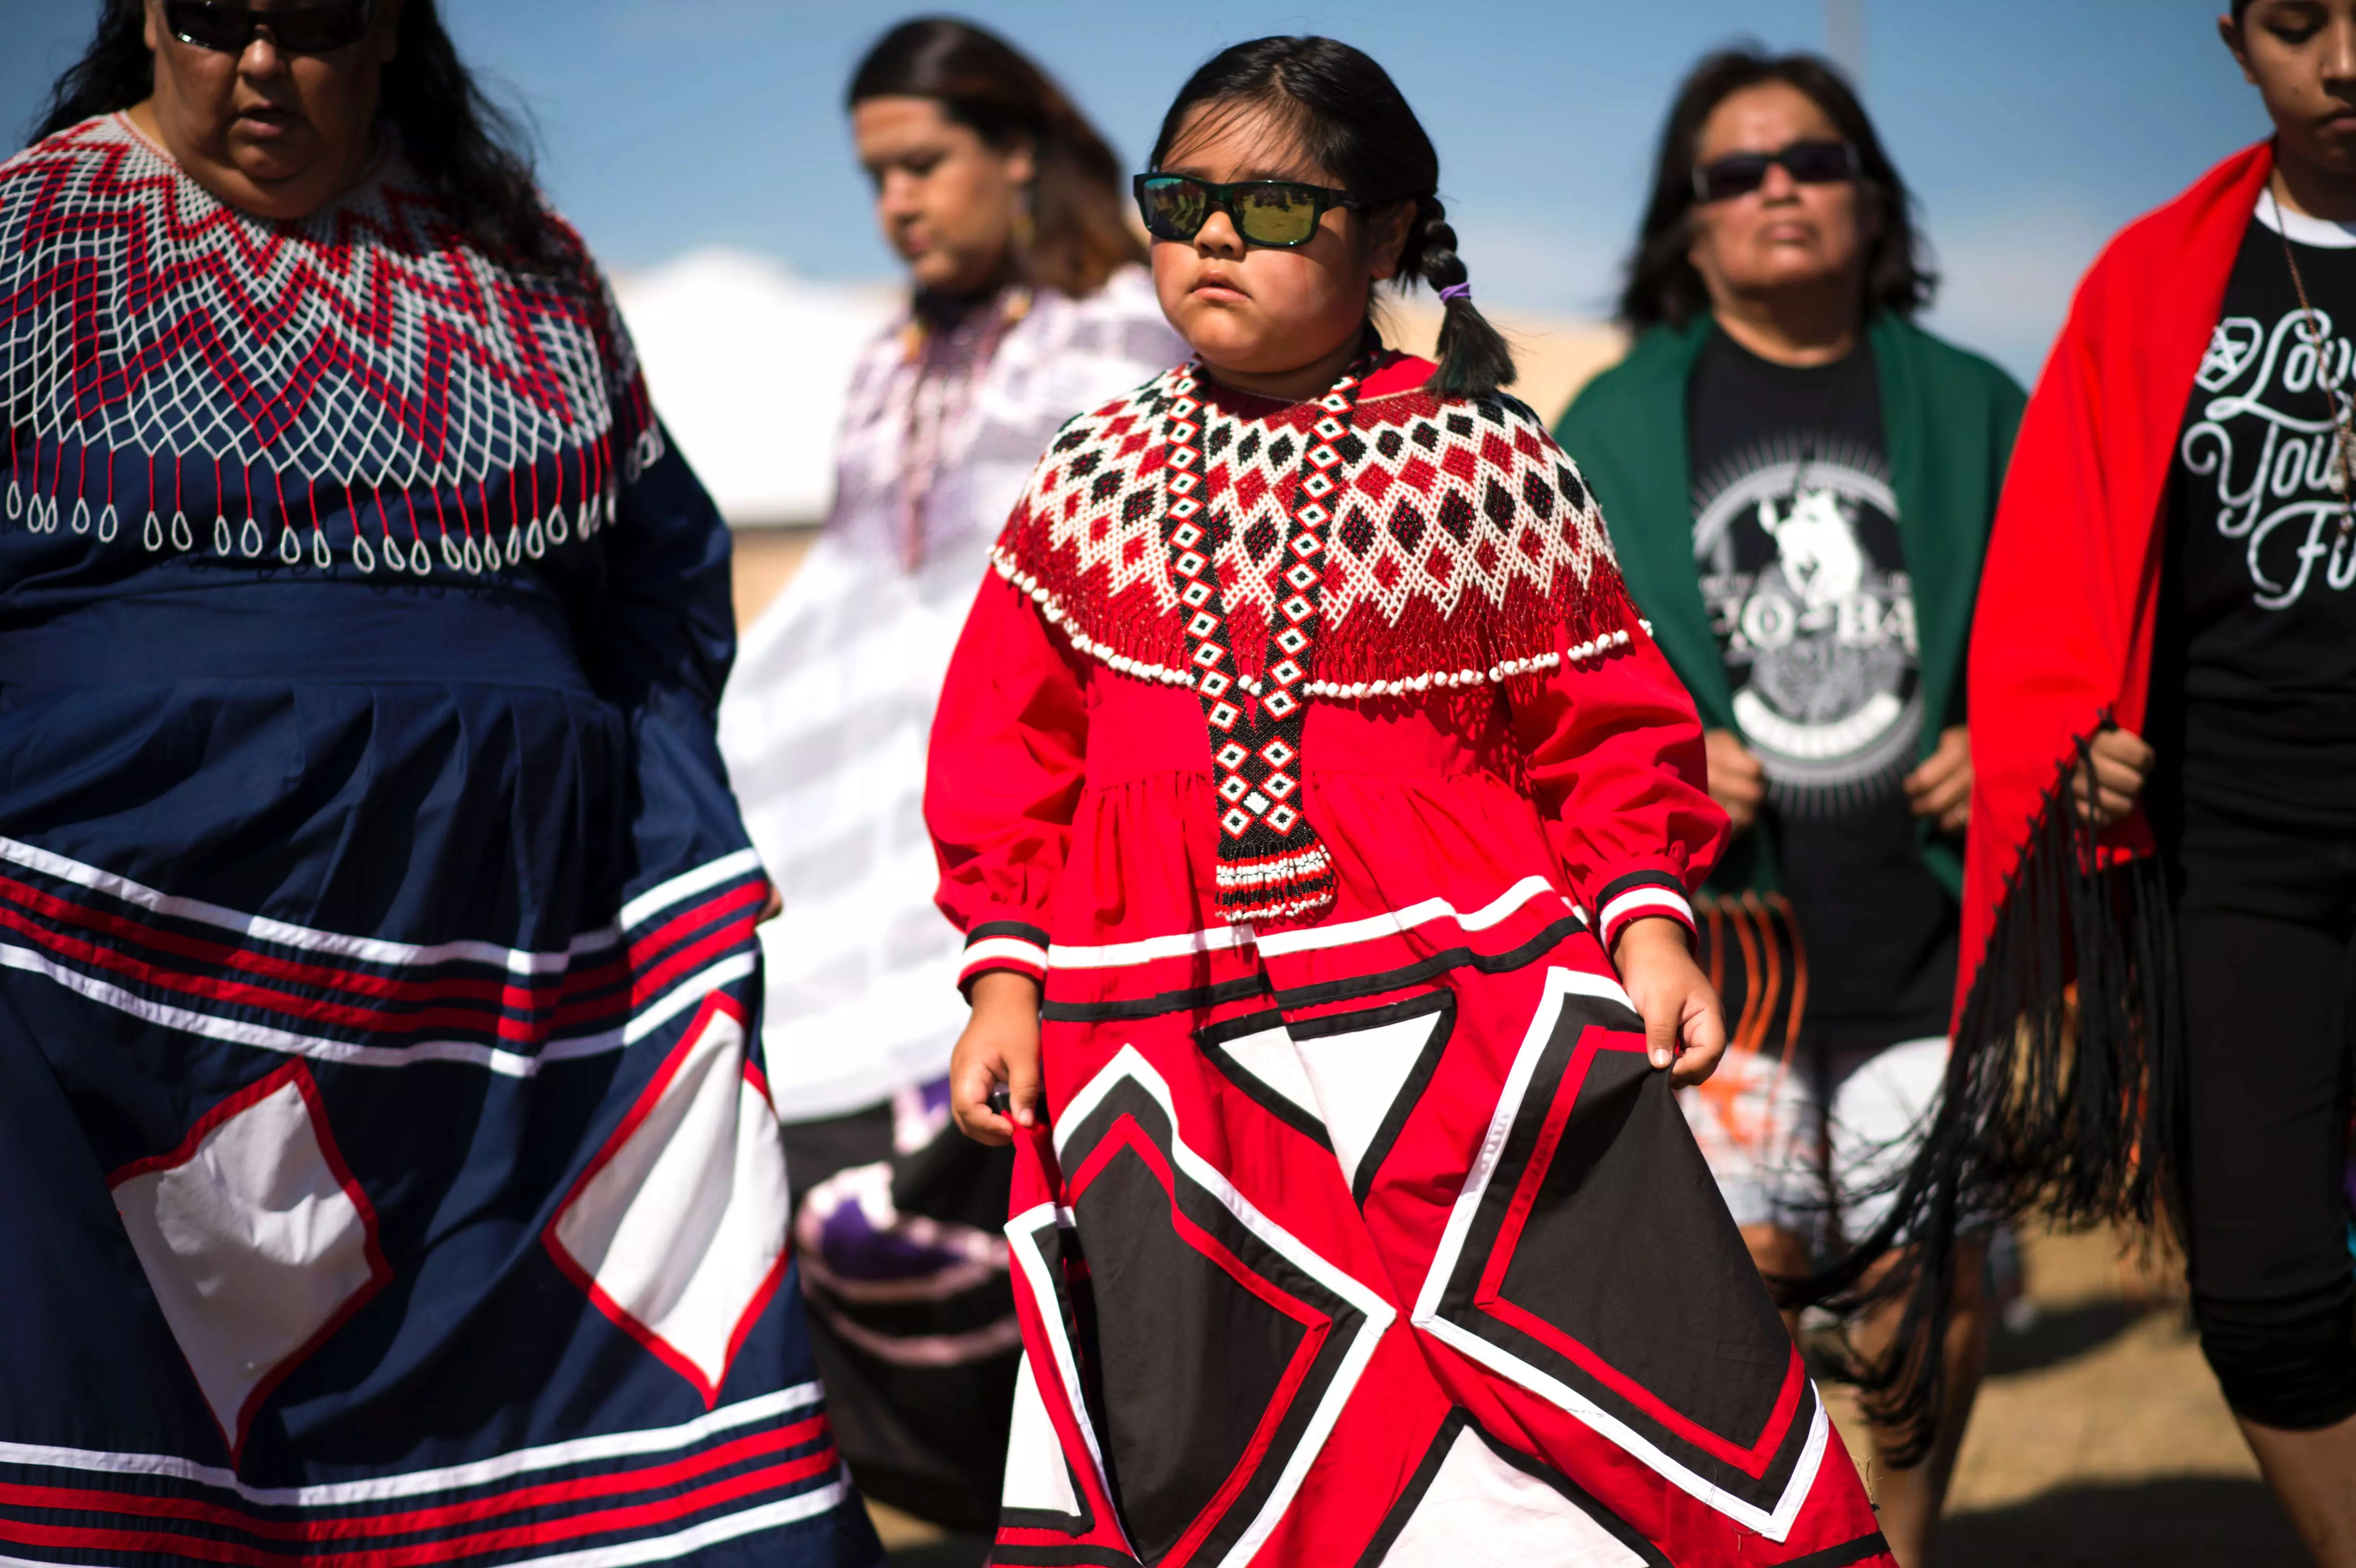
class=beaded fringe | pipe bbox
[1213,841,1338,925]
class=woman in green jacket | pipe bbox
[1556,49,2025,1568]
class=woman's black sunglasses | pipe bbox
[1691,140,1859,204]
[164,0,373,56]
[1134,174,1363,249]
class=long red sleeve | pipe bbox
[1508,627,1728,952]
[925,568,1091,990]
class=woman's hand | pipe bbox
[1904,725,1973,836]
[950,970,1043,1145]
[1612,915,1727,1088]
[1704,728,1766,835]
[2073,727,2154,828]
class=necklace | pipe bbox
[1158,353,1371,926]
[894,286,1030,570]
[2269,185,2356,537]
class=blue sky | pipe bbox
[0,1,2266,379]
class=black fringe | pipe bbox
[1779,720,2181,1467]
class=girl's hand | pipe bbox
[1612,916,1727,1088]
[950,970,1043,1145]
[1703,729,1765,835]
[1903,725,1973,836]
[2073,727,2154,828]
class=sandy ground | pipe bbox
[727,508,2300,1568]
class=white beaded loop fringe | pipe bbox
[993,549,1650,700]
[9,484,615,578]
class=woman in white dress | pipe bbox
[717,17,1183,1534]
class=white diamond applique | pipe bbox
[109,1061,389,1461]
[1001,1352,1085,1524]
[547,993,791,1406]
[1293,1004,1451,1193]
[1379,1422,1646,1567]
[1211,1022,1325,1128]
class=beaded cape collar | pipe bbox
[0,114,645,576]
[993,349,1645,925]
[993,350,1642,700]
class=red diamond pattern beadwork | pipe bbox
[994,354,1625,684]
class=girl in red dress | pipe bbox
[925,35,1893,1567]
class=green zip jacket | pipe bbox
[1555,314,2026,898]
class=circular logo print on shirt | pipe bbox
[1694,444,1922,814]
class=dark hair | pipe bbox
[32,0,570,273]
[1145,35,1514,399]
[1617,48,1935,332]
[2233,0,2252,22]
[849,17,1141,299]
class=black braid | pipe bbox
[1403,195,1515,399]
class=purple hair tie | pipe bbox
[1438,283,1472,304]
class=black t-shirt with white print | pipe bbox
[1689,327,1957,1046]
[2161,193,2356,829]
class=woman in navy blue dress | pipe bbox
[0,5,878,1564]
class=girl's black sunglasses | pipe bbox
[165,0,372,55]
[1690,139,1859,204]
[1134,174,1363,249]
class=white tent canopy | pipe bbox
[612,250,898,529]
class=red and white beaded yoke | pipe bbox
[991,353,1644,700]
[0,113,648,573]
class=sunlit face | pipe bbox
[1684,82,1868,308]
[2227,0,2356,177]
[1147,102,1411,383]
[139,0,403,221]
[852,96,1035,298]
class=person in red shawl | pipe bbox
[924,33,1895,1568]
[1838,3,2356,1561]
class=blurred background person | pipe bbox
[1557,48,2026,1567]
[0,2,876,1561]
[716,14,1182,1536]
[1876,1,2356,1562]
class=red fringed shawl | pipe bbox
[1959,143,2270,1013]
[1792,148,2278,1457]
